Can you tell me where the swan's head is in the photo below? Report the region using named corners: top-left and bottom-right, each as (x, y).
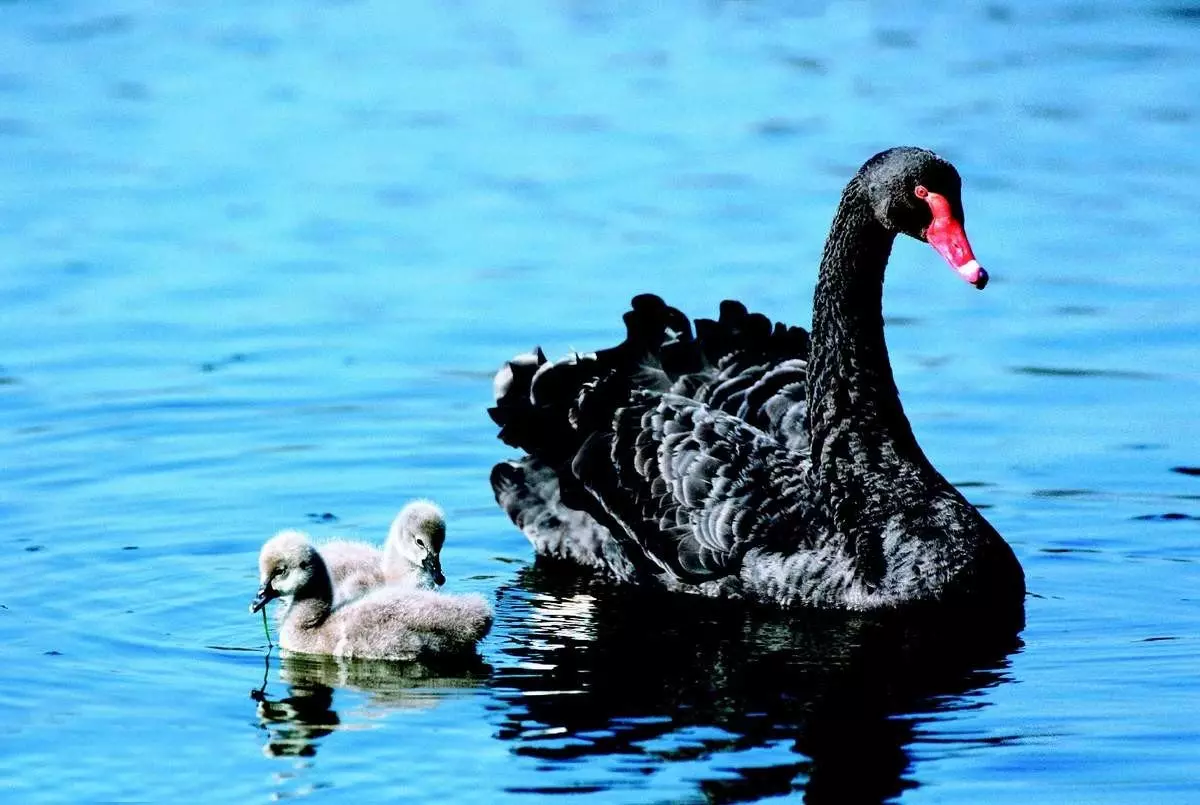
top-left (388, 500), bottom-right (447, 586)
top-left (251, 529), bottom-right (321, 613)
top-left (860, 147), bottom-right (987, 289)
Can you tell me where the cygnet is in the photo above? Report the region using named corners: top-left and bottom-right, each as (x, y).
top-left (251, 529), bottom-right (491, 661)
top-left (320, 501), bottom-right (447, 603)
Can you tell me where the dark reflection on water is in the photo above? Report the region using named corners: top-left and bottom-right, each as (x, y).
top-left (489, 565), bottom-right (1024, 804)
top-left (252, 651), bottom-right (489, 758)
top-left (245, 568), bottom-right (1023, 800)
top-left (252, 655), bottom-right (339, 759)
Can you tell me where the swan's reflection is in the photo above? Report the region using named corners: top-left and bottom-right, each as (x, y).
top-left (252, 650), bottom-right (488, 759)
top-left (490, 564), bottom-right (1024, 804)
top-left (250, 652), bottom-right (339, 759)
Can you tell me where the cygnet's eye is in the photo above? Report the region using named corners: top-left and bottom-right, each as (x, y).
top-left (415, 538), bottom-right (427, 549)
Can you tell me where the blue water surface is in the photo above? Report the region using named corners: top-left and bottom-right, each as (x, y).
top-left (1, 0), bottom-right (1198, 802)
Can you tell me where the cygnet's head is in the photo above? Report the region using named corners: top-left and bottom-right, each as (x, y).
top-left (251, 529), bottom-right (322, 613)
top-left (388, 500), bottom-right (447, 586)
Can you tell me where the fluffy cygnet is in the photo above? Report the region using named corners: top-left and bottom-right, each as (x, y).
top-left (251, 529), bottom-right (492, 661)
top-left (321, 501), bottom-right (447, 603)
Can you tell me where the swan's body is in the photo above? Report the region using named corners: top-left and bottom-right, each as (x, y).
top-left (321, 501), bottom-right (447, 603)
top-left (251, 530), bottom-right (491, 661)
top-left (489, 147), bottom-right (1024, 612)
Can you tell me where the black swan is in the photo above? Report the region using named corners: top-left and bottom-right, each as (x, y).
top-left (488, 147), bottom-right (1025, 611)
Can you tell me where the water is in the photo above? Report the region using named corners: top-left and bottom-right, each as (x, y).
top-left (1, 0), bottom-right (1198, 801)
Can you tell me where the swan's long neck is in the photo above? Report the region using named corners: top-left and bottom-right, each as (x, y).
top-left (806, 180), bottom-right (924, 478)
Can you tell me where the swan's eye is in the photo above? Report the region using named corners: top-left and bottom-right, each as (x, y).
top-left (914, 185), bottom-right (930, 200)
top-left (415, 539), bottom-right (427, 549)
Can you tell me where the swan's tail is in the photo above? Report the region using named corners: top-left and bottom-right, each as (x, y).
top-left (488, 294), bottom-right (812, 581)
top-left (490, 456), bottom-right (640, 581)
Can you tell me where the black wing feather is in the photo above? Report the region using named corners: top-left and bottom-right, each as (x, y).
top-left (490, 295), bottom-right (814, 584)
top-left (576, 392), bottom-right (809, 582)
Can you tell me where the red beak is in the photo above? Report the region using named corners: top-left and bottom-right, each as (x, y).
top-left (922, 191), bottom-right (988, 289)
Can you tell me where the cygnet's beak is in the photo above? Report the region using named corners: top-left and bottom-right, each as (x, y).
top-left (426, 556), bottom-right (446, 587)
top-left (250, 582), bottom-right (278, 613)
